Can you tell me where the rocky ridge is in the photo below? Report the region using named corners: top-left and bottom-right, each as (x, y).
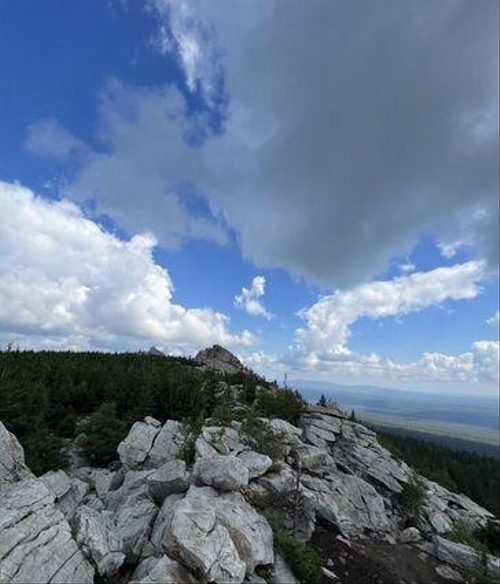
top-left (1, 350), bottom-right (499, 584)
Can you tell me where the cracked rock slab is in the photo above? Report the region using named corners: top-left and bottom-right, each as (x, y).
top-left (0, 478), bottom-right (94, 584)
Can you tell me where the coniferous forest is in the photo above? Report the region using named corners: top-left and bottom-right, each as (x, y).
top-left (0, 349), bottom-right (298, 472)
top-left (0, 349), bottom-right (498, 521)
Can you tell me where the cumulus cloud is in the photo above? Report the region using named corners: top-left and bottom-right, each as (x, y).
top-left (28, 1), bottom-right (498, 288)
top-left (146, 0), bottom-right (498, 286)
top-left (258, 262), bottom-right (498, 392)
top-left (0, 181), bottom-right (253, 352)
top-left (295, 262), bottom-right (485, 353)
top-left (26, 118), bottom-right (87, 160)
top-left (61, 81), bottom-right (227, 250)
top-left (148, 0), bottom-right (222, 104)
top-left (487, 310), bottom-right (500, 327)
top-left (234, 276), bottom-right (273, 320)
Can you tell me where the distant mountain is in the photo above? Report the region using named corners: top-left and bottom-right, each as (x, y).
top-left (291, 379), bottom-right (500, 436)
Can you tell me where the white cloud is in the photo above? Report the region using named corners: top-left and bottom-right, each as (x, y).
top-left (142, 0), bottom-right (498, 286)
top-left (148, 0), bottom-right (222, 104)
top-left (0, 181), bottom-right (253, 353)
top-left (254, 262), bottom-right (497, 392)
top-left (486, 310), bottom-right (500, 327)
top-left (27, 2), bottom-right (498, 288)
top-left (234, 276), bottom-right (273, 320)
top-left (295, 261), bottom-right (485, 353)
top-left (26, 118), bottom-right (87, 160)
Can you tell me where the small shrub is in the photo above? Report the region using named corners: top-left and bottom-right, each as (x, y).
top-left (255, 388), bottom-right (304, 423)
top-left (79, 402), bottom-right (128, 467)
top-left (211, 402), bottom-right (234, 427)
top-left (240, 409), bottom-right (286, 460)
top-left (181, 415), bottom-right (204, 465)
top-left (275, 532), bottom-right (322, 584)
top-left (399, 473), bottom-right (427, 520)
top-left (449, 522), bottom-right (489, 555)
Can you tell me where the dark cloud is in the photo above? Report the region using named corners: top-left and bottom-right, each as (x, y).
top-left (32, 0), bottom-right (498, 287)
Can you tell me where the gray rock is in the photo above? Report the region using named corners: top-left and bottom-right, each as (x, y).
top-left (150, 493), bottom-right (185, 554)
top-left (435, 564), bottom-right (464, 582)
top-left (40, 470), bottom-right (89, 519)
top-left (147, 459), bottom-right (189, 504)
top-left (263, 418), bottom-right (303, 444)
top-left (425, 536), bottom-right (500, 574)
top-left (197, 426), bottom-right (247, 457)
top-left (292, 444), bottom-right (334, 471)
top-left (0, 478), bottom-right (94, 583)
top-left (237, 451), bottom-right (273, 479)
top-left (215, 491), bottom-right (274, 572)
top-left (118, 418), bottom-right (161, 469)
top-left (106, 470), bottom-right (159, 563)
top-left (40, 469), bottom-right (72, 499)
top-left (0, 421), bottom-right (33, 484)
top-left (90, 468), bottom-right (115, 499)
top-left (193, 455), bottom-right (249, 491)
top-left (147, 420), bottom-right (186, 468)
top-left (72, 505), bottom-right (125, 576)
top-left (58, 478), bottom-right (89, 519)
top-left (165, 486), bottom-right (246, 583)
top-left (270, 553), bottom-right (298, 584)
top-left (302, 472), bottom-right (393, 537)
top-left (131, 555), bottom-right (198, 583)
top-left (195, 345), bottom-right (246, 375)
top-left (399, 527), bottom-right (422, 544)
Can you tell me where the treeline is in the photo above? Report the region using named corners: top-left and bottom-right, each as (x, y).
top-left (0, 350), bottom-right (303, 474)
top-left (376, 429), bottom-right (500, 517)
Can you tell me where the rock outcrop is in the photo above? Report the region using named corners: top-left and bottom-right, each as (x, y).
top-left (1, 357), bottom-right (499, 584)
top-left (195, 345), bottom-right (247, 375)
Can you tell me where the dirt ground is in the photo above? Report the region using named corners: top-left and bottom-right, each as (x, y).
top-left (311, 524), bottom-right (452, 584)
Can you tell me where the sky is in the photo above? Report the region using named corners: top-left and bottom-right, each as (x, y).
top-left (0, 0), bottom-right (498, 395)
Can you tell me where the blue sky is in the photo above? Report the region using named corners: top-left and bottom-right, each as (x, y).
top-left (0, 0), bottom-right (498, 394)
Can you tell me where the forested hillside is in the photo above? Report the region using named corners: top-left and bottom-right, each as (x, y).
top-left (1, 349), bottom-right (498, 525)
top-left (377, 429), bottom-right (500, 517)
top-left (0, 349), bottom-right (278, 473)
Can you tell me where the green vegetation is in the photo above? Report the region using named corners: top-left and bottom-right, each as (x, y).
top-left (449, 522), bottom-right (489, 555)
top-left (79, 402), bottom-right (128, 466)
top-left (275, 532), bottom-right (322, 584)
top-left (377, 430), bottom-right (500, 517)
top-left (0, 349), bottom-right (305, 474)
top-left (398, 473), bottom-right (427, 522)
top-left (240, 409), bottom-right (286, 460)
top-left (255, 387), bottom-right (304, 423)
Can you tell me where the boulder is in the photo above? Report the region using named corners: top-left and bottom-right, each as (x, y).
top-left (106, 470), bottom-right (159, 563)
top-left (0, 421), bottom-right (34, 484)
top-left (215, 491), bottom-right (274, 572)
top-left (196, 426), bottom-right (247, 458)
top-left (270, 553), bottom-right (298, 584)
top-left (264, 418), bottom-right (303, 444)
top-left (40, 469), bottom-right (72, 499)
top-left (302, 472), bottom-right (394, 537)
top-left (237, 451), bottom-right (273, 479)
top-left (165, 487), bottom-right (246, 583)
top-left (291, 444), bottom-right (334, 471)
top-left (131, 555), bottom-right (198, 583)
top-left (399, 527), bottom-right (422, 544)
top-left (147, 420), bottom-right (186, 468)
top-left (195, 345), bottom-right (246, 375)
top-left (193, 455), bottom-right (249, 491)
top-left (422, 536), bottom-right (500, 575)
top-left (71, 505), bottom-right (125, 576)
top-left (435, 564), bottom-right (464, 582)
top-left (0, 478), bottom-right (94, 583)
top-left (147, 459), bottom-right (189, 505)
top-left (117, 418), bottom-right (161, 469)
top-left (150, 493), bottom-right (185, 554)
